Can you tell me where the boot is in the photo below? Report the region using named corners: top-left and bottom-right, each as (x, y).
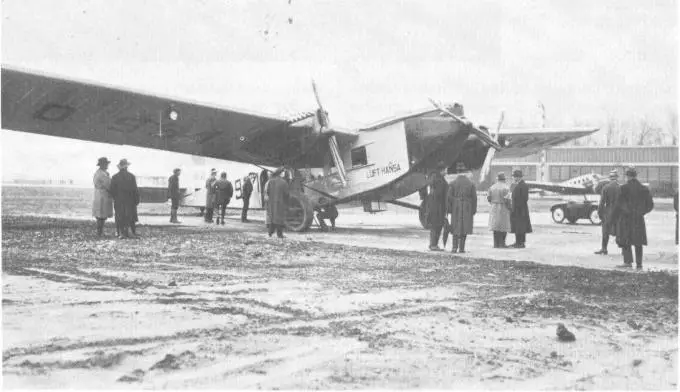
top-left (492, 231), bottom-right (499, 248)
top-left (96, 219), bottom-right (104, 236)
top-left (170, 208), bottom-right (181, 224)
top-left (451, 237), bottom-right (459, 253)
top-left (499, 232), bottom-right (508, 248)
top-left (459, 235), bottom-right (467, 253)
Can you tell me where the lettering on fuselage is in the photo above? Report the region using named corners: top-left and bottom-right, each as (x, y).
top-left (366, 161), bottom-right (402, 179)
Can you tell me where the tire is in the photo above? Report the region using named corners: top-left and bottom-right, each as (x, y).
top-left (551, 207), bottom-right (565, 223)
top-left (284, 193), bottom-right (314, 232)
top-left (419, 200), bottom-right (431, 230)
top-left (589, 208), bottom-right (602, 225)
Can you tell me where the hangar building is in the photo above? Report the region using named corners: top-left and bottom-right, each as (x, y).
top-left (489, 146), bottom-right (678, 196)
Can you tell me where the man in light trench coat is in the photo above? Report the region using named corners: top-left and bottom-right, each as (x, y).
top-left (265, 167), bottom-right (290, 238)
top-left (594, 170), bottom-right (620, 255)
top-left (92, 157), bottom-right (114, 236)
top-left (487, 172), bottom-right (512, 248)
top-left (447, 163), bottom-right (477, 253)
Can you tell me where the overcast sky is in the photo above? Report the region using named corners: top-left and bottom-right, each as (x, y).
top-left (2, 0), bottom-right (677, 183)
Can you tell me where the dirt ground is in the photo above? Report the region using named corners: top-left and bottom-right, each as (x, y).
top-left (2, 188), bottom-right (679, 389)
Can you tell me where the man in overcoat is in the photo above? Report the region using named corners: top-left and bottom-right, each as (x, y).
top-left (447, 164), bottom-right (477, 253)
top-left (265, 167), bottom-right (290, 238)
top-left (510, 169), bottom-right (532, 248)
top-left (594, 170), bottom-right (620, 255)
top-left (204, 169), bottom-right (218, 223)
top-left (92, 157), bottom-right (113, 236)
top-left (110, 159), bottom-right (140, 239)
top-left (426, 169), bottom-right (449, 251)
top-left (611, 167), bottom-right (654, 269)
top-left (213, 172), bottom-right (234, 225)
top-left (241, 176), bottom-right (253, 222)
top-left (487, 172), bottom-right (511, 248)
top-left (168, 168), bottom-right (181, 224)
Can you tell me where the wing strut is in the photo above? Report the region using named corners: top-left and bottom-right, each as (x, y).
top-left (328, 135), bottom-right (348, 186)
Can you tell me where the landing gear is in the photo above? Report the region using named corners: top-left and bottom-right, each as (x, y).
top-left (419, 200), bottom-right (431, 230)
top-left (285, 193), bottom-right (314, 232)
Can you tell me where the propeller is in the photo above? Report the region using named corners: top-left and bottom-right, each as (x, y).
top-left (310, 80), bottom-right (347, 186)
top-left (479, 110), bottom-right (505, 183)
top-left (428, 98), bottom-right (502, 150)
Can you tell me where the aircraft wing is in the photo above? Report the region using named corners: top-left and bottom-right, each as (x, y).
top-left (1, 66), bottom-right (328, 167)
top-left (524, 181), bottom-right (591, 195)
top-left (494, 127), bottom-right (599, 159)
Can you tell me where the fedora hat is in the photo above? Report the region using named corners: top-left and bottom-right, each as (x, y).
top-left (497, 172), bottom-right (506, 181)
top-left (512, 169), bottom-right (523, 178)
top-left (117, 159), bottom-right (131, 169)
top-left (609, 169), bottom-right (619, 179)
top-left (625, 166), bottom-right (637, 177)
top-left (96, 157), bottom-right (110, 167)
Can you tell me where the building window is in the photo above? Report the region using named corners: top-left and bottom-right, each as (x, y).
top-left (351, 146), bottom-right (368, 167)
top-left (647, 167), bottom-right (659, 182)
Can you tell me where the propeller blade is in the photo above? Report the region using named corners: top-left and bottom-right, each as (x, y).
top-left (428, 98), bottom-right (501, 150)
top-left (311, 79), bottom-right (329, 130)
top-left (479, 110), bottom-right (506, 183)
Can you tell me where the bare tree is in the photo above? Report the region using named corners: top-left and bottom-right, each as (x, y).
top-left (605, 116), bottom-right (618, 146)
top-left (667, 109), bottom-right (678, 145)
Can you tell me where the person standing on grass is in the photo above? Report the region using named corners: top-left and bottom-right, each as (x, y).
top-left (92, 157), bottom-right (113, 237)
top-left (594, 170), bottom-right (620, 255)
top-left (213, 172), bottom-right (233, 225)
top-left (447, 163), bottom-right (477, 253)
top-left (265, 167), bottom-right (289, 238)
top-left (109, 159), bottom-right (140, 239)
top-left (509, 169), bottom-right (532, 248)
top-left (487, 172), bottom-right (511, 248)
top-left (426, 168), bottom-right (448, 251)
top-left (241, 176), bottom-right (253, 223)
top-left (204, 168), bottom-right (218, 223)
top-left (168, 168), bottom-right (181, 224)
top-left (611, 167), bottom-right (654, 269)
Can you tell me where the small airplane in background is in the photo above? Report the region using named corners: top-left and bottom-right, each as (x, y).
top-left (525, 172), bottom-right (610, 196)
top-left (1, 66), bottom-right (599, 231)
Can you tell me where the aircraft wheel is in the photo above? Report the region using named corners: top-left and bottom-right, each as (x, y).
top-left (551, 207), bottom-right (565, 224)
top-left (419, 200), bottom-right (431, 230)
top-left (285, 193), bottom-right (314, 232)
top-left (589, 208), bottom-right (602, 225)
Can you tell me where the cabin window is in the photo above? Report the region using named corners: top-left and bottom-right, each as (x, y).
top-left (351, 146), bottom-right (368, 167)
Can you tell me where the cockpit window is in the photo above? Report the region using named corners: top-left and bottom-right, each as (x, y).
top-left (351, 146), bottom-right (368, 167)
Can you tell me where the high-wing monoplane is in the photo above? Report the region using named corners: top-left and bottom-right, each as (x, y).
top-left (1, 66), bottom-right (599, 231)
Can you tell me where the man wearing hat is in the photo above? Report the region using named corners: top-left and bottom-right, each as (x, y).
top-left (426, 167), bottom-right (449, 251)
top-left (610, 167), bottom-right (654, 269)
top-left (92, 157), bottom-right (113, 236)
top-left (265, 167), bottom-right (290, 238)
top-left (168, 168), bottom-right (182, 224)
top-left (109, 159), bottom-right (140, 239)
top-left (510, 169), bottom-right (532, 248)
top-left (204, 169), bottom-right (218, 223)
top-left (447, 162), bottom-right (477, 253)
top-left (487, 172), bottom-right (512, 248)
top-left (594, 170), bottom-right (621, 255)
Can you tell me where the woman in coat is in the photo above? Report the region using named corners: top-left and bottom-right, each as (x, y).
top-left (447, 166), bottom-right (477, 253)
top-left (487, 172), bottom-right (511, 248)
top-left (265, 167), bottom-right (290, 238)
top-left (92, 157), bottom-right (113, 236)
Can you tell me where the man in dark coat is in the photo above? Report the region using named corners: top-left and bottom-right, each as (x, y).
top-left (510, 169), bottom-right (532, 248)
top-left (595, 170), bottom-right (620, 255)
top-left (110, 159), bottom-right (140, 239)
top-left (447, 164), bottom-right (477, 253)
top-left (168, 168), bottom-right (181, 224)
top-left (204, 169), bottom-right (218, 223)
top-left (265, 167), bottom-right (290, 238)
top-left (241, 176), bottom-right (253, 223)
top-left (426, 170), bottom-right (449, 251)
top-left (611, 167), bottom-right (654, 269)
top-left (674, 190), bottom-right (678, 245)
top-left (316, 203), bottom-right (339, 232)
top-left (213, 172), bottom-right (234, 225)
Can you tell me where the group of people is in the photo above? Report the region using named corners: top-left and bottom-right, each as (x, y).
top-left (595, 167), bottom-right (655, 269)
top-left (425, 164), bottom-right (532, 253)
top-left (201, 168), bottom-right (240, 225)
top-left (92, 157), bottom-right (140, 239)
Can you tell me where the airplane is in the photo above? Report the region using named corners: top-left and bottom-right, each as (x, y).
top-left (524, 172), bottom-right (610, 196)
top-left (1, 65), bottom-right (599, 232)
